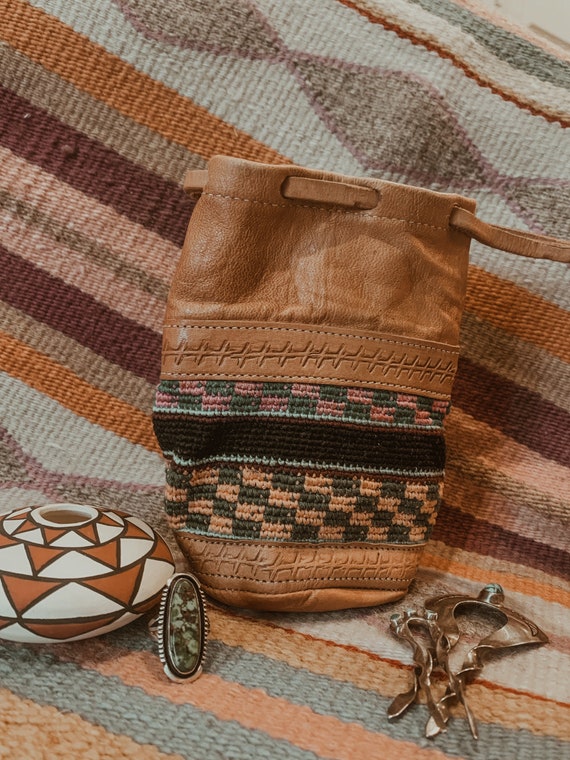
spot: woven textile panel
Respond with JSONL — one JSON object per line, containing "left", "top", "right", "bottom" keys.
{"left": 0, "top": 0, "right": 568, "bottom": 758}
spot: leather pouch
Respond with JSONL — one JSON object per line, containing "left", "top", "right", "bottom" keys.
{"left": 152, "top": 156, "right": 569, "bottom": 612}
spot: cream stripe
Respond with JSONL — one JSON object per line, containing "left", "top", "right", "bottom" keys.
{"left": 446, "top": 0, "right": 570, "bottom": 61}
{"left": 416, "top": 566, "right": 570, "bottom": 660}
{"left": 422, "top": 543, "right": 570, "bottom": 629}
{"left": 0, "top": 687, "right": 184, "bottom": 760}
{"left": 346, "top": 0, "right": 570, "bottom": 117}
{"left": 414, "top": 566, "right": 570, "bottom": 702}
{"left": 0, "top": 213, "right": 166, "bottom": 332}
{"left": 0, "top": 146, "right": 179, "bottom": 285}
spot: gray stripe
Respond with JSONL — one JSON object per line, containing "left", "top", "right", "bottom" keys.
{"left": 0, "top": 189, "right": 169, "bottom": 301}
{"left": 0, "top": 46, "right": 205, "bottom": 184}
{"left": 406, "top": 0, "right": 570, "bottom": 89}
{"left": 0, "top": 640, "right": 320, "bottom": 760}
{"left": 154, "top": 404, "right": 444, "bottom": 431}
{"left": 447, "top": 450, "right": 569, "bottom": 524}
{"left": 0, "top": 301, "right": 155, "bottom": 413}
{"left": 205, "top": 639, "right": 568, "bottom": 759}
{"left": 461, "top": 311, "right": 570, "bottom": 413}
{"left": 0, "top": 374, "right": 162, "bottom": 484}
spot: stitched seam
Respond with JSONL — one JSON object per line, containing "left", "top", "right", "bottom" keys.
{"left": 163, "top": 324, "right": 459, "bottom": 356}
{"left": 176, "top": 535, "right": 424, "bottom": 552}
{"left": 197, "top": 572, "right": 413, "bottom": 583}
{"left": 200, "top": 582, "right": 411, "bottom": 594}
{"left": 202, "top": 191, "right": 449, "bottom": 229}
{"left": 160, "top": 370, "right": 453, "bottom": 395}
{"left": 166, "top": 453, "right": 444, "bottom": 476}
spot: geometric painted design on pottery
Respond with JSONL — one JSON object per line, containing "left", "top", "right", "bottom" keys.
{"left": 0, "top": 504, "right": 175, "bottom": 643}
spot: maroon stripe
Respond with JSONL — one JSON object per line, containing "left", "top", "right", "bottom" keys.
{"left": 0, "top": 245, "right": 161, "bottom": 384}
{"left": 454, "top": 357, "right": 570, "bottom": 468}
{"left": 434, "top": 501, "right": 570, "bottom": 581}
{"left": 0, "top": 84, "right": 191, "bottom": 246}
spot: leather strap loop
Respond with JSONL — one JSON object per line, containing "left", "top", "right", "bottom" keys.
{"left": 183, "top": 168, "right": 570, "bottom": 263}
{"left": 450, "top": 205, "right": 570, "bottom": 264}
{"left": 183, "top": 169, "right": 208, "bottom": 199}
{"left": 281, "top": 176, "right": 379, "bottom": 209}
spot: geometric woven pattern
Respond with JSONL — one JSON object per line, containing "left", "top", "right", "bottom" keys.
{"left": 1, "top": 0, "right": 569, "bottom": 757}
{"left": 0, "top": 507, "right": 174, "bottom": 642}
{"left": 164, "top": 460, "right": 441, "bottom": 544}
{"left": 155, "top": 379, "right": 450, "bottom": 427}
{"left": 154, "top": 380, "right": 448, "bottom": 544}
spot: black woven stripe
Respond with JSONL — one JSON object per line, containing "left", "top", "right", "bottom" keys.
{"left": 167, "top": 458, "right": 442, "bottom": 484}
{"left": 153, "top": 413, "right": 445, "bottom": 472}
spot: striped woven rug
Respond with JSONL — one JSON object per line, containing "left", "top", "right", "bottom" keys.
{"left": 1, "top": 1, "right": 569, "bottom": 758}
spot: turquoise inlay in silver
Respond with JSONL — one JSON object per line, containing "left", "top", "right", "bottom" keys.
{"left": 168, "top": 577, "right": 201, "bottom": 674}
{"left": 155, "top": 572, "right": 208, "bottom": 682}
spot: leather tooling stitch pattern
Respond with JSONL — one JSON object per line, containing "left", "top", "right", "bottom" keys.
{"left": 164, "top": 336, "right": 457, "bottom": 385}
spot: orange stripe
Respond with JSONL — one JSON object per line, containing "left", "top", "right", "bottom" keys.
{"left": 0, "top": 331, "right": 159, "bottom": 452}
{"left": 446, "top": 407, "right": 570, "bottom": 505}
{"left": 0, "top": 688, "right": 183, "bottom": 760}
{"left": 466, "top": 266, "right": 570, "bottom": 362}
{"left": 54, "top": 614, "right": 570, "bottom": 742}
{"left": 0, "top": 0, "right": 286, "bottom": 164}
{"left": 422, "top": 546, "right": 570, "bottom": 607}
{"left": 64, "top": 647, "right": 458, "bottom": 760}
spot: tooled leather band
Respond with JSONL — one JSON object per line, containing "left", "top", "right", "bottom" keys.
{"left": 176, "top": 533, "right": 423, "bottom": 612}
{"left": 161, "top": 321, "right": 459, "bottom": 398}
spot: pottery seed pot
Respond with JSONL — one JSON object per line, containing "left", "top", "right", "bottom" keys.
{"left": 0, "top": 503, "right": 175, "bottom": 643}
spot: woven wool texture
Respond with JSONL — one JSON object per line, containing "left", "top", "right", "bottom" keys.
{"left": 0, "top": 0, "right": 569, "bottom": 758}
{"left": 154, "top": 381, "right": 447, "bottom": 543}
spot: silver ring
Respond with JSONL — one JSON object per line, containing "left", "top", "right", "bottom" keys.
{"left": 149, "top": 572, "right": 209, "bottom": 682}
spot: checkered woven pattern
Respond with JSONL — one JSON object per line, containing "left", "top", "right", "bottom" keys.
{"left": 154, "top": 380, "right": 447, "bottom": 543}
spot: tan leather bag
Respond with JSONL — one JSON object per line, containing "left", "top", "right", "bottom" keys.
{"left": 153, "top": 156, "right": 569, "bottom": 612}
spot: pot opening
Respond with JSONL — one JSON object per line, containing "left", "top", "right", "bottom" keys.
{"left": 33, "top": 503, "right": 98, "bottom": 527}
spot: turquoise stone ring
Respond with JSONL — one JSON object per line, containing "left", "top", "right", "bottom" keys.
{"left": 151, "top": 572, "right": 209, "bottom": 682}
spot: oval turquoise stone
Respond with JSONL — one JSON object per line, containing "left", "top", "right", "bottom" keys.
{"left": 166, "top": 575, "right": 203, "bottom": 678}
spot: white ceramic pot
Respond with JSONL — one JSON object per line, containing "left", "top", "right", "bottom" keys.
{"left": 0, "top": 503, "right": 175, "bottom": 643}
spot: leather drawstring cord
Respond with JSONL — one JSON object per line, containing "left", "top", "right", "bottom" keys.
{"left": 184, "top": 169, "right": 570, "bottom": 264}
{"left": 449, "top": 205, "right": 570, "bottom": 264}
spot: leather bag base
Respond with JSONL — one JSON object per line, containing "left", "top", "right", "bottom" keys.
{"left": 176, "top": 533, "right": 422, "bottom": 612}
